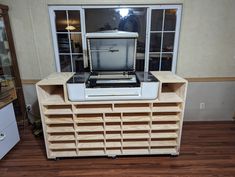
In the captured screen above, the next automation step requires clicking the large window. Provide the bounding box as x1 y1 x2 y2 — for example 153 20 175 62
85 8 147 71
49 5 181 72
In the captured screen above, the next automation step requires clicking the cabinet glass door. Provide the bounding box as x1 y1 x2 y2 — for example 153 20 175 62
0 16 15 101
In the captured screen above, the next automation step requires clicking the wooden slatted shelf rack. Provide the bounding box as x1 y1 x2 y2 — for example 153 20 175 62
36 71 187 159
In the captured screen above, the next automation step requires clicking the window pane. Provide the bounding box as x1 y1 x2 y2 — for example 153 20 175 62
149 53 160 71
164 9 176 31
68 11 81 32
55 11 67 32
150 33 161 52
72 55 84 72
162 32 175 52
0 17 13 77
151 10 163 31
57 33 70 53
161 53 173 71
70 34 83 53
59 55 71 71
85 8 147 54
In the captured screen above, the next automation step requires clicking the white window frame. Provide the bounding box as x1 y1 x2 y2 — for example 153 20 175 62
49 5 182 73
48 6 87 72
147 5 182 73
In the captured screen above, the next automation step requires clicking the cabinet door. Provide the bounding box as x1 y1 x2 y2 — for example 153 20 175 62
0 103 16 131
0 103 19 159
0 4 25 118
0 121 20 159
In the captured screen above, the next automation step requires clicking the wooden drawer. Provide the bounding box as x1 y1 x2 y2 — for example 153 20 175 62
0 121 20 159
0 103 16 131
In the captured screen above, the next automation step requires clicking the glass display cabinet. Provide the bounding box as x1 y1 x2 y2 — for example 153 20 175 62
0 4 25 120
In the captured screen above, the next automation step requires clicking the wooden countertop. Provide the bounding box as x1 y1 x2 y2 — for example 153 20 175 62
36 71 187 86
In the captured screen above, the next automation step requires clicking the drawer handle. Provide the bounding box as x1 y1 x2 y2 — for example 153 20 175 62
0 133 6 141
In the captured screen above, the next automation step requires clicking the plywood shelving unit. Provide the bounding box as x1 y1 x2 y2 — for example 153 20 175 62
36 72 187 159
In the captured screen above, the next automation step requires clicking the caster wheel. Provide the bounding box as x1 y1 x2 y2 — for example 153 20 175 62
108 155 117 159
170 154 179 157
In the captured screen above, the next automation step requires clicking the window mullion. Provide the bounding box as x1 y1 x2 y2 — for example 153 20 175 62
159 9 165 71
144 7 151 72
172 7 182 73
66 10 74 72
49 8 61 72
80 8 88 69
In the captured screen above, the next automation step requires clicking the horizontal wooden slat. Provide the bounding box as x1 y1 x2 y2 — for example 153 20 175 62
76 126 104 132
75 109 112 114
45 118 73 124
48 135 75 141
151 140 177 147
114 108 152 113
151 124 179 130
122 116 150 122
105 117 121 122
78 150 105 156
44 109 73 115
151 132 178 139
122 149 149 155
152 115 180 122
50 150 77 157
152 107 181 112
106 125 121 131
75 117 103 123
106 134 122 139
106 149 122 154
123 125 150 131
123 133 149 139
49 142 76 149
106 141 122 148
150 148 177 154
78 142 104 149
47 127 74 133
78 134 104 140
123 141 149 147
158 93 183 103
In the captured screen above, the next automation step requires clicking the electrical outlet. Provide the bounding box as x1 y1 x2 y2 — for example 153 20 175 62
200 102 205 109
26 104 32 112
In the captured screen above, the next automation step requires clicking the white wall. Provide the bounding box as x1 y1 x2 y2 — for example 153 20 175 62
177 0 235 77
22 84 39 123
185 82 235 121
